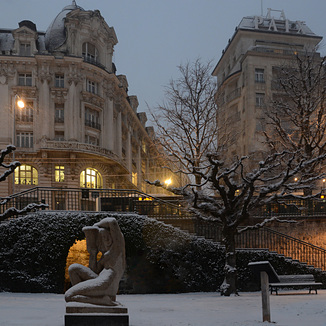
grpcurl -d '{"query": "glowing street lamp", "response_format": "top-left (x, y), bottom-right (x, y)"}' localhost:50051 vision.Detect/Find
top-left (12, 95), bottom-right (25, 194)
top-left (165, 178), bottom-right (172, 186)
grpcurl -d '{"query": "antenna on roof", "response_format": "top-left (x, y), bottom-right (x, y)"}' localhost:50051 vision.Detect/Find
top-left (72, 0), bottom-right (77, 6)
top-left (261, 0), bottom-right (263, 16)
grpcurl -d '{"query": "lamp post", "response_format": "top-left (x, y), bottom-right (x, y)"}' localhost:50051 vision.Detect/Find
top-left (12, 95), bottom-right (24, 194)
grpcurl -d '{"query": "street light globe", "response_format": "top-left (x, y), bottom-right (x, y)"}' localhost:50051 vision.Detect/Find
top-left (165, 178), bottom-right (172, 186)
top-left (17, 100), bottom-right (25, 108)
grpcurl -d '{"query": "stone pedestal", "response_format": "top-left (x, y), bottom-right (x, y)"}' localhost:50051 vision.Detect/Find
top-left (65, 303), bottom-right (129, 326)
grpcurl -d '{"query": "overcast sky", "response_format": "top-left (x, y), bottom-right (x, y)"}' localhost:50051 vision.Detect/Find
top-left (2, 0), bottom-right (326, 117)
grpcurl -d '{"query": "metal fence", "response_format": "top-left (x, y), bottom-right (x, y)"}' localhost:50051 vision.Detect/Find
top-left (195, 220), bottom-right (326, 271)
top-left (0, 187), bottom-right (193, 220)
top-left (3, 187), bottom-right (326, 270)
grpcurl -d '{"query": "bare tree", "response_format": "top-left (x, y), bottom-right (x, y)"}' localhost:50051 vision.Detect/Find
top-left (263, 51), bottom-right (326, 194)
top-left (150, 59), bottom-right (218, 187)
top-left (149, 149), bottom-right (326, 296)
top-left (0, 145), bottom-right (47, 221)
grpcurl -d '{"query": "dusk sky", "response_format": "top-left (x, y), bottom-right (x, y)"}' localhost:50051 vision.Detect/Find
top-left (2, 0), bottom-right (326, 117)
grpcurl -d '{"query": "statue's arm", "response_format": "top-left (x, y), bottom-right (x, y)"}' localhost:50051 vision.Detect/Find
top-left (89, 250), bottom-right (100, 274)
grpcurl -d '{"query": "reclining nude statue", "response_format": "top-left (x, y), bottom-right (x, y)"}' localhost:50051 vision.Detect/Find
top-left (65, 217), bottom-right (126, 306)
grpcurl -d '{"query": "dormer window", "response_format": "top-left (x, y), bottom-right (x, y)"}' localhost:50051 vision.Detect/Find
top-left (20, 43), bottom-right (31, 56)
top-left (82, 42), bottom-right (98, 64)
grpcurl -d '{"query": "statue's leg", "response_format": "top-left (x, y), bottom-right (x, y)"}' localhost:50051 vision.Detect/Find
top-left (68, 263), bottom-right (97, 286)
top-left (65, 269), bottom-right (116, 305)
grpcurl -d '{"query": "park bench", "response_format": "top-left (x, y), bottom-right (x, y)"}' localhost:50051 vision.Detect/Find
top-left (269, 274), bottom-right (322, 295)
top-left (248, 261), bottom-right (323, 295)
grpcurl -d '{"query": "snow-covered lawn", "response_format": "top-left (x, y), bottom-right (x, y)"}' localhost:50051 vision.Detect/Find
top-left (0, 290), bottom-right (325, 326)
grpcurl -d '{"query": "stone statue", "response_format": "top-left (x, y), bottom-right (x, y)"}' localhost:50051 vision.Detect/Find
top-left (65, 217), bottom-right (126, 306)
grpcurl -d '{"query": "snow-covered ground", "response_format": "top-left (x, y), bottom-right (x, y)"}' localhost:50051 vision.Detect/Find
top-left (0, 290), bottom-right (325, 326)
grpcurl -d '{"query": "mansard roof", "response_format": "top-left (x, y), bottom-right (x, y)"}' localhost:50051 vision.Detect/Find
top-left (45, 1), bottom-right (84, 52)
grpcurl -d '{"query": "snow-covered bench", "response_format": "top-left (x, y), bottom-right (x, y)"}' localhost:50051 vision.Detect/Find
top-left (270, 274), bottom-right (322, 295)
top-left (248, 261), bottom-right (322, 295)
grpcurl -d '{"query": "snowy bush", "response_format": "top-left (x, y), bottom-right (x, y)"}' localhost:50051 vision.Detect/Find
top-left (0, 211), bottom-right (324, 293)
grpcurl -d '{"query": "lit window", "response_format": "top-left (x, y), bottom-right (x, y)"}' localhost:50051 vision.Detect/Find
top-left (55, 75), bottom-right (64, 88)
top-left (18, 73), bottom-right (32, 86)
top-left (55, 165), bottom-right (65, 182)
top-left (86, 79), bottom-right (98, 94)
top-left (16, 132), bottom-right (33, 148)
top-left (132, 172), bottom-right (137, 186)
top-left (82, 42), bottom-right (99, 63)
top-left (255, 68), bottom-right (265, 83)
top-left (80, 168), bottom-right (102, 189)
top-left (15, 164), bottom-right (38, 185)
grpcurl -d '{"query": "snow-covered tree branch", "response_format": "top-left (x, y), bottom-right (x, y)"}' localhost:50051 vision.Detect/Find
top-left (0, 145), bottom-right (48, 220)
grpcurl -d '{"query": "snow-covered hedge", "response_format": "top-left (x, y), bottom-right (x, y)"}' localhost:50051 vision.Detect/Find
top-left (0, 211), bottom-right (226, 293)
top-left (0, 211), bottom-right (324, 293)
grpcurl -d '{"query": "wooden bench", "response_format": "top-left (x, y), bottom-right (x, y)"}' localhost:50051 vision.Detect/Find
top-left (248, 261), bottom-right (323, 295)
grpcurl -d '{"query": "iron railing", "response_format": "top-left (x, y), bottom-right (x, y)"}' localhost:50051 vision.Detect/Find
top-left (0, 187), bottom-right (193, 220)
top-left (194, 220), bottom-right (326, 271)
top-left (3, 187), bottom-right (326, 270)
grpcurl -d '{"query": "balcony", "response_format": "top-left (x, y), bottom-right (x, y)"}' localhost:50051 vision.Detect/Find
top-left (226, 87), bottom-right (241, 103)
top-left (85, 119), bottom-right (101, 130)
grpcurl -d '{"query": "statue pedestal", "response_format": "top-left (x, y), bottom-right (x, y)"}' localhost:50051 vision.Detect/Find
top-left (65, 302), bottom-right (129, 326)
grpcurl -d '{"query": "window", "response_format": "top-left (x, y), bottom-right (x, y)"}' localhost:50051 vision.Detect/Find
top-left (85, 134), bottom-right (99, 146)
top-left (15, 164), bottom-right (38, 185)
top-left (255, 68), bottom-right (265, 83)
top-left (16, 101), bottom-right (33, 122)
top-left (255, 93), bottom-right (265, 107)
top-left (132, 172), bottom-right (137, 186)
top-left (18, 73), bottom-right (32, 86)
top-left (86, 79), bottom-right (98, 94)
top-left (85, 107), bottom-right (100, 130)
top-left (16, 132), bottom-right (33, 148)
top-left (80, 168), bottom-right (102, 189)
top-left (82, 42), bottom-right (99, 63)
top-left (20, 43), bottom-right (31, 56)
top-left (55, 75), bottom-right (64, 88)
top-left (55, 131), bottom-right (64, 141)
top-left (55, 104), bottom-right (64, 123)
top-left (55, 165), bottom-right (65, 182)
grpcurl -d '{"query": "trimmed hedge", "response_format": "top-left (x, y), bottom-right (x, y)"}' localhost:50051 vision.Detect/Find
top-left (0, 211), bottom-right (325, 293)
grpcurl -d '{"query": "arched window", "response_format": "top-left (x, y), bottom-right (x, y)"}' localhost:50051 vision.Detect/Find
top-left (15, 164), bottom-right (38, 185)
top-left (80, 168), bottom-right (102, 189)
top-left (82, 42), bottom-right (99, 64)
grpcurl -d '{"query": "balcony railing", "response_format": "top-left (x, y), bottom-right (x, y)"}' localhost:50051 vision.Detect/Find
top-left (85, 119), bottom-right (101, 130)
top-left (225, 87), bottom-right (241, 103)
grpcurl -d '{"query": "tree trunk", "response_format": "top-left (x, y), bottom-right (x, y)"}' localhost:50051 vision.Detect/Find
top-left (220, 227), bottom-right (238, 296)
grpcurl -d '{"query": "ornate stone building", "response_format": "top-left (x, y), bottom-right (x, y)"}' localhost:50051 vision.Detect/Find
top-left (213, 9), bottom-right (323, 163)
top-left (0, 1), bottom-right (180, 197)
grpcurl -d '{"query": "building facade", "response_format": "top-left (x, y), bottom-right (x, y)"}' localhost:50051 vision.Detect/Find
top-left (0, 2), bottom-right (181, 197)
top-left (212, 9), bottom-right (323, 163)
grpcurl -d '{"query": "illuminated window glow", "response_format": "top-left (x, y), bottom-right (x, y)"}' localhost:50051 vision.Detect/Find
top-left (15, 164), bottom-right (38, 185)
top-left (80, 168), bottom-right (102, 189)
top-left (55, 165), bottom-right (65, 182)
